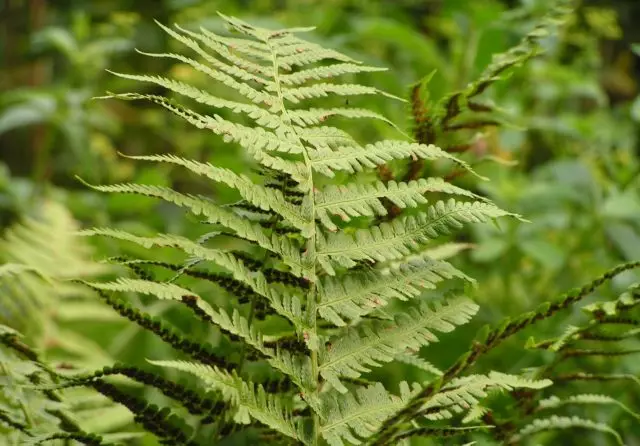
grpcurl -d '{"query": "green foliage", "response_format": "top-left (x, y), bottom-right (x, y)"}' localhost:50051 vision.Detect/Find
top-left (1, 2), bottom-right (639, 446)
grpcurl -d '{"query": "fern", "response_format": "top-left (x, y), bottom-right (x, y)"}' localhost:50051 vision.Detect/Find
top-left (0, 203), bottom-right (136, 445)
top-left (4, 5), bottom-right (637, 446)
top-left (68, 12), bottom-right (525, 445)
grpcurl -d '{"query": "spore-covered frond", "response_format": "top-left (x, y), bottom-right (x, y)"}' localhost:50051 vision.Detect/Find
top-left (318, 255), bottom-right (471, 326)
top-left (149, 360), bottom-right (307, 443)
top-left (80, 223), bottom-right (304, 278)
top-left (309, 141), bottom-right (475, 178)
top-left (279, 64), bottom-right (387, 85)
top-left (319, 297), bottom-right (478, 392)
top-left (320, 382), bottom-right (419, 446)
top-left (317, 200), bottom-right (517, 274)
top-left (87, 152), bottom-right (312, 235)
top-left (315, 178), bottom-right (485, 230)
top-left (508, 416), bottom-right (623, 446)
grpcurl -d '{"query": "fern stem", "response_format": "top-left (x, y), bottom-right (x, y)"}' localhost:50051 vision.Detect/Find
top-left (265, 33), bottom-right (320, 445)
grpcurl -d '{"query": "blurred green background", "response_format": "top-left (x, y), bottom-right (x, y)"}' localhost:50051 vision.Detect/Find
top-left (1, 0), bottom-right (640, 444)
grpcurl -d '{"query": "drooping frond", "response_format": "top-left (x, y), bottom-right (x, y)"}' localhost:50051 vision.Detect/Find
top-left (317, 200), bottom-right (518, 274)
top-left (319, 297), bottom-right (478, 392)
top-left (508, 416), bottom-right (623, 446)
top-left (308, 141), bottom-right (477, 178)
top-left (149, 360), bottom-right (307, 443)
top-left (318, 255), bottom-right (471, 326)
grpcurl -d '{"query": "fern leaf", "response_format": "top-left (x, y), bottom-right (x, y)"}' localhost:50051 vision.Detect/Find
top-left (81, 222), bottom-right (306, 278)
top-left (318, 255), bottom-right (471, 325)
top-left (105, 70), bottom-right (284, 128)
top-left (509, 415), bottom-right (623, 446)
top-left (315, 178), bottom-right (485, 230)
top-left (538, 395), bottom-right (640, 420)
top-left (317, 200), bottom-right (516, 274)
top-left (319, 297), bottom-right (478, 392)
top-left (279, 64), bottom-right (387, 85)
top-left (149, 360), bottom-right (307, 443)
top-left (98, 153), bottom-right (312, 234)
top-left (394, 352), bottom-right (443, 377)
top-left (134, 49), bottom-right (275, 107)
top-left (96, 93), bottom-right (310, 185)
top-left (287, 107), bottom-right (400, 129)
top-left (81, 229), bottom-right (312, 320)
top-left (156, 21), bottom-right (272, 82)
top-left (320, 382), bottom-right (419, 446)
top-left (423, 372), bottom-right (551, 421)
top-left (309, 140), bottom-right (478, 178)
top-left (282, 83), bottom-right (403, 104)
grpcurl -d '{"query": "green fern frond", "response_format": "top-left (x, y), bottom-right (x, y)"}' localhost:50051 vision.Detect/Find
top-left (423, 372), bottom-right (551, 421)
top-left (83, 153), bottom-right (312, 235)
top-left (537, 395), bottom-right (640, 420)
top-left (320, 381), bottom-right (419, 446)
top-left (315, 178), bottom-right (485, 230)
top-left (509, 415), bottom-right (623, 446)
top-left (279, 63), bottom-right (387, 85)
top-left (319, 297), bottom-right (478, 392)
top-left (318, 256), bottom-right (471, 325)
top-left (309, 141), bottom-right (476, 178)
top-left (80, 225), bottom-right (305, 278)
top-left (317, 200), bottom-right (517, 274)
top-left (149, 359), bottom-right (307, 443)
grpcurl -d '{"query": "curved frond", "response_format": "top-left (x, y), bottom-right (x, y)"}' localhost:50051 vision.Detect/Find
top-left (319, 297), bottom-right (478, 392)
top-left (318, 255), bottom-right (471, 326)
top-left (509, 415), bottom-right (623, 446)
top-left (309, 141), bottom-right (477, 178)
top-left (149, 360), bottom-right (307, 443)
top-left (318, 200), bottom-right (517, 274)
top-left (315, 178), bottom-right (485, 230)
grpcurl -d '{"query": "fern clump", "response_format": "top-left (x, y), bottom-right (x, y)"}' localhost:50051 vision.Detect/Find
top-left (2, 6), bottom-right (636, 446)
top-left (68, 13), bottom-right (550, 445)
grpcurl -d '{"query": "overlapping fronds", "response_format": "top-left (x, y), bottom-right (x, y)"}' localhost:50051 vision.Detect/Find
top-left (33, 9), bottom-right (569, 446)
top-left (319, 297), bottom-right (478, 392)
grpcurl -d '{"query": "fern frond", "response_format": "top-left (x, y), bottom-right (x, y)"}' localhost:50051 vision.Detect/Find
top-left (149, 360), bottom-right (307, 443)
top-left (84, 152), bottom-right (312, 235)
top-left (80, 224), bottom-right (305, 278)
top-left (319, 297), bottom-right (478, 392)
top-left (318, 255), bottom-right (470, 325)
top-left (509, 415), bottom-right (623, 446)
top-left (537, 395), bottom-right (640, 420)
top-left (309, 141), bottom-right (476, 178)
top-left (279, 64), bottom-right (387, 85)
top-left (320, 382), bottom-right (419, 446)
top-left (423, 372), bottom-right (551, 421)
top-left (317, 200), bottom-right (517, 274)
top-left (393, 352), bottom-right (443, 377)
top-left (315, 178), bottom-right (485, 230)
